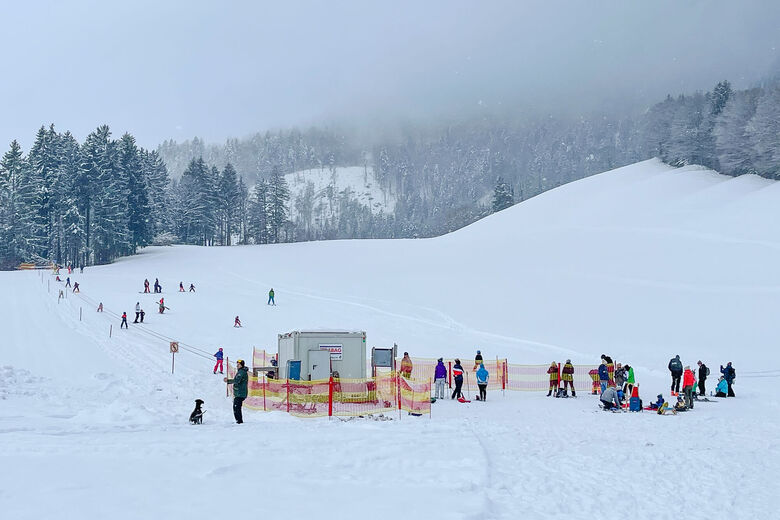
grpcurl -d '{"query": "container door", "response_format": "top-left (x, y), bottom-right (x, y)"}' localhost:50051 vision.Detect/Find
top-left (287, 360), bottom-right (301, 380)
top-left (308, 350), bottom-right (331, 381)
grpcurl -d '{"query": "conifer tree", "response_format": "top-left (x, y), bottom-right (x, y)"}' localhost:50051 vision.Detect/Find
top-left (492, 177), bottom-right (514, 212)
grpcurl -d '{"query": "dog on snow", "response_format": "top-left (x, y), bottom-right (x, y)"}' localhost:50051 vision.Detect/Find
top-left (189, 399), bottom-right (205, 424)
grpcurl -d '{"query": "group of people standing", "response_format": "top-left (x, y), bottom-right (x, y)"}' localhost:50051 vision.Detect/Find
top-left (668, 355), bottom-right (735, 401)
top-left (400, 350), bottom-right (489, 402)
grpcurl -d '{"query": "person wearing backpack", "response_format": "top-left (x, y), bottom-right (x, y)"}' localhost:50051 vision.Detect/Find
top-left (720, 362), bottom-right (736, 397)
top-left (697, 360), bottom-right (709, 396)
top-left (668, 355), bottom-right (683, 395)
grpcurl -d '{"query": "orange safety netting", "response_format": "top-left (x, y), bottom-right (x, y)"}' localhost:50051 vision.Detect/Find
top-left (244, 372), bottom-right (430, 418)
top-left (399, 357), bottom-right (507, 391)
top-left (504, 363), bottom-right (599, 392)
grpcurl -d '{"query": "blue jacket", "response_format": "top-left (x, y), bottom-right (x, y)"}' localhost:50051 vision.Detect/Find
top-left (214, 350), bottom-right (223, 360)
top-left (476, 365), bottom-right (489, 384)
top-left (721, 365), bottom-right (735, 383)
top-left (716, 379), bottom-right (729, 394)
top-left (598, 363), bottom-right (608, 381)
top-left (434, 361), bottom-right (447, 379)
top-left (653, 396), bottom-right (665, 408)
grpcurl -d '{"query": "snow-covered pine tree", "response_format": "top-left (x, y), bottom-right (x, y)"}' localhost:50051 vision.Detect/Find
top-left (267, 165), bottom-right (290, 243)
top-left (714, 89), bottom-right (761, 176)
top-left (746, 86), bottom-right (780, 178)
top-left (247, 179), bottom-right (269, 244)
top-left (492, 176), bottom-right (514, 212)
top-left (0, 140), bottom-right (27, 267)
top-left (118, 133), bottom-right (152, 250)
top-left (217, 163), bottom-right (240, 245)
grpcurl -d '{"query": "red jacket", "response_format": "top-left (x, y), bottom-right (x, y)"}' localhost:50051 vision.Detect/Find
top-left (683, 369), bottom-right (695, 387)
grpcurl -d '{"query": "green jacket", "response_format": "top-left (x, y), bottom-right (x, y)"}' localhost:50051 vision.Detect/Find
top-left (627, 367), bottom-right (635, 384)
top-left (228, 366), bottom-right (249, 398)
top-left (269, 290), bottom-right (274, 297)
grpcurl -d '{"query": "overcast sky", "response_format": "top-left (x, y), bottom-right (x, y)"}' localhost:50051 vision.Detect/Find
top-left (2, 0), bottom-right (779, 150)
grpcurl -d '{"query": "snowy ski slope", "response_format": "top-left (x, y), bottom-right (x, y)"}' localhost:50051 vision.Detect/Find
top-left (1, 158), bottom-right (778, 519)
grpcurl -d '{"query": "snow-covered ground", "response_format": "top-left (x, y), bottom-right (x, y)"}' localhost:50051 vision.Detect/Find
top-left (284, 165), bottom-right (396, 219)
top-left (1, 158), bottom-right (778, 519)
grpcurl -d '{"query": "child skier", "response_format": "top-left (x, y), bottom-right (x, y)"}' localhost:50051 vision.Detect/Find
top-left (234, 316), bottom-right (242, 327)
top-left (65, 277), bottom-right (71, 288)
top-left (213, 347), bottom-right (224, 374)
top-left (546, 361), bottom-right (559, 397)
top-left (179, 282), bottom-right (184, 292)
top-left (139, 308), bottom-right (145, 323)
top-left (97, 302), bottom-right (103, 312)
top-left (158, 298), bottom-right (166, 314)
top-left (72, 282), bottom-right (79, 293)
top-left (189, 283), bottom-right (195, 292)
top-left (144, 279), bottom-right (150, 293)
top-left (134, 302), bottom-right (141, 323)
top-left (120, 312), bottom-right (128, 329)
top-left (268, 288), bottom-right (275, 305)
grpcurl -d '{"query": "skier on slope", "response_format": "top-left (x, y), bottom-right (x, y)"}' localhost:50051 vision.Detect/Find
top-left (120, 312), bottom-right (128, 329)
top-left (179, 282), bottom-right (184, 292)
top-left (546, 361), bottom-right (559, 397)
top-left (434, 358), bottom-right (448, 400)
top-left (451, 359), bottom-right (464, 400)
top-left (234, 316), bottom-right (242, 327)
top-left (134, 302), bottom-right (141, 323)
top-left (668, 355), bottom-right (683, 396)
top-left (268, 288), bottom-right (275, 305)
top-left (72, 282), bottom-right (79, 293)
top-left (189, 283), bottom-right (195, 292)
top-left (143, 279), bottom-right (150, 293)
top-left (213, 348), bottom-right (224, 374)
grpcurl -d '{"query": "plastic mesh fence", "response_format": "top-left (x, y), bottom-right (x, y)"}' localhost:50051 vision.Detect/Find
top-left (244, 372), bottom-right (430, 417)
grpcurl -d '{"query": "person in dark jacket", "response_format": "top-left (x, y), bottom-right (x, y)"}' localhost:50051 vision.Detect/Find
top-left (434, 358), bottom-right (448, 400)
top-left (224, 359), bottom-right (249, 424)
top-left (668, 355), bottom-right (683, 395)
top-left (720, 362), bottom-right (736, 397)
top-left (697, 360), bottom-right (709, 396)
top-left (473, 349), bottom-right (483, 370)
top-left (598, 359), bottom-right (609, 393)
top-left (451, 359), bottom-right (464, 399)
top-left (649, 394), bottom-right (665, 409)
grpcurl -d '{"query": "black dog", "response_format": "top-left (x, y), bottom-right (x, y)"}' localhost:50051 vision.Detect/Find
top-left (189, 399), bottom-right (205, 424)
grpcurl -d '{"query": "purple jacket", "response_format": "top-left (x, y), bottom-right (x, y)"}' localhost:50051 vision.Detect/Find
top-left (434, 361), bottom-right (447, 379)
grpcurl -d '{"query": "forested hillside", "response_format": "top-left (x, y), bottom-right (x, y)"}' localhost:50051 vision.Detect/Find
top-left (3, 80), bottom-right (780, 269)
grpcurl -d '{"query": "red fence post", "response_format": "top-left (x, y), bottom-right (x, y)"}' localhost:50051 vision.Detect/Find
top-left (328, 376), bottom-right (334, 418)
top-left (286, 380), bottom-right (290, 414)
top-left (397, 374), bottom-right (402, 420)
top-left (262, 374), bottom-right (267, 412)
